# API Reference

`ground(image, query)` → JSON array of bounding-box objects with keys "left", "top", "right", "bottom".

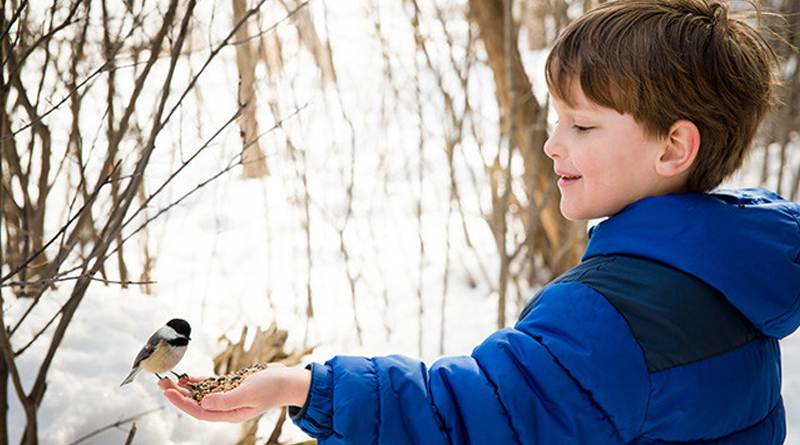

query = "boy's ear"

[{"left": 655, "top": 119, "right": 699, "bottom": 177}]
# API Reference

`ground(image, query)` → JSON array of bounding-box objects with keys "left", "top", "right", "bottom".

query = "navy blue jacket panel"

[{"left": 291, "top": 188, "right": 800, "bottom": 444}]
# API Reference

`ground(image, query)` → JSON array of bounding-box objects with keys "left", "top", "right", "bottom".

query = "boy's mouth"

[{"left": 557, "top": 174, "right": 581, "bottom": 187}]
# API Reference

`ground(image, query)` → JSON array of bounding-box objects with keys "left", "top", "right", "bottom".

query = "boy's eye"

[{"left": 573, "top": 124, "right": 593, "bottom": 133}]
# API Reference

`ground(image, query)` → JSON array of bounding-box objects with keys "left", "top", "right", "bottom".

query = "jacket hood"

[{"left": 584, "top": 187, "right": 800, "bottom": 338}]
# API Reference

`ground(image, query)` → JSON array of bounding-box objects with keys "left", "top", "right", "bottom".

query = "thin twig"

[
  {"left": 0, "top": 2, "right": 113, "bottom": 143},
  {"left": 67, "top": 407, "right": 163, "bottom": 445},
  {"left": 123, "top": 423, "right": 136, "bottom": 445},
  {"left": 0, "top": 162, "right": 118, "bottom": 285},
  {"left": 110, "top": 104, "right": 308, "bottom": 259},
  {"left": 233, "top": 0, "right": 310, "bottom": 46},
  {"left": 2, "top": 275, "right": 155, "bottom": 289},
  {"left": 0, "top": 0, "right": 27, "bottom": 45}
]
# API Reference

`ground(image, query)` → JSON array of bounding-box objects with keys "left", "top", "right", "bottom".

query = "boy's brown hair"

[{"left": 545, "top": 0, "right": 779, "bottom": 192}]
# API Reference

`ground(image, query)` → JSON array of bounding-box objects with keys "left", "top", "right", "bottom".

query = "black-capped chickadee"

[{"left": 120, "top": 318, "right": 191, "bottom": 386}]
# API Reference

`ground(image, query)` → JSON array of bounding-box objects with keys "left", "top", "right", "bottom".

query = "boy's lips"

[{"left": 555, "top": 170, "right": 582, "bottom": 187}]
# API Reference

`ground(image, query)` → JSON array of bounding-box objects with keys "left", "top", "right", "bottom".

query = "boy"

[{"left": 160, "top": 0, "right": 800, "bottom": 443}]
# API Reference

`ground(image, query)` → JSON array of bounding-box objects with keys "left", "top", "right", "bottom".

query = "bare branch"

[
  {"left": 0, "top": 0, "right": 28, "bottom": 46},
  {"left": 0, "top": 162, "right": 118, "bottom": 286},
  {"left": 2, "top": 275, "right": 155, "bottom": 289},
  {"left": 67, "top": 407, "right": 164, "bottom": 445}
]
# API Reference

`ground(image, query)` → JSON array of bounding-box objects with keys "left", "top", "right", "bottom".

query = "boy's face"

[{"left": 544, "top": 83, "right": 673, "bottom": 221}]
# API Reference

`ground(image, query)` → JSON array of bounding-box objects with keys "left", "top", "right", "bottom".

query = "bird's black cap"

[{"left": 166, "top": 318, "right": 191, "bottom": 338}]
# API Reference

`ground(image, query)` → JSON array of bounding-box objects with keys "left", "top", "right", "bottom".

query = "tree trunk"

[{"left": 232, "top": 0, "right": 269, "bottom": 178}]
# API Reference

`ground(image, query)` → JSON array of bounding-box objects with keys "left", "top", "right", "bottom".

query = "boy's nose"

[{"left": 543, "top": 133, "right": 562, "bottom": 160}]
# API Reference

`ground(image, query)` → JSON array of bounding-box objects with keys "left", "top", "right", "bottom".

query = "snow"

[
  {"left": 785, "top": 337, "right": 800, "bottom": 444},
  {"left": 5, "top": 279, "right": 241, "bottom": 444}
]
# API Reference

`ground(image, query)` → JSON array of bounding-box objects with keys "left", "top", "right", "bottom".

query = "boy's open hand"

[{"left": 158, "top": 363, "right": 311, "bottom": 423}]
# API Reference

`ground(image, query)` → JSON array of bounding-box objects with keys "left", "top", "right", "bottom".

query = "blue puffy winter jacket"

[{"left": 291, "top": 188, "right": 800, "bottom": 444}]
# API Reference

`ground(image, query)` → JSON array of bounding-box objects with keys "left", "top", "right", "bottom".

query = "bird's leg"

[
  {"left": 171, "top": 370, "right": 188, "bottom": 380},
  {"left": 155, "top": 372, "right": 165, "bottom": 380}
]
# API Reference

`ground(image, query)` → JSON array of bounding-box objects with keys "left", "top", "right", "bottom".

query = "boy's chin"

[
  {"left": 559, "top": 202, "right": 594, "bottom": 221},
  {"left": 559, "top": 200, "right": 618, "bottom": 221}
]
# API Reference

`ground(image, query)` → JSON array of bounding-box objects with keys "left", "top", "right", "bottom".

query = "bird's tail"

[{"left": 120, "top": 367, "right": 141, "bottom": 386}]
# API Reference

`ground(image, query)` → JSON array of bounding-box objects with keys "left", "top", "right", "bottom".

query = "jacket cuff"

[{"left": 289, "top": 363, "right": 334, "bottom": 438}]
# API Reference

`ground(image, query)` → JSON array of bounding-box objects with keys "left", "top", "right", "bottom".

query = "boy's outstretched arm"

[
  {"left": 158, "top": 363, "right": 311, "bottom": 423},
  {"left": 159, "top": 284, "right": 649, "bottom": 443}
]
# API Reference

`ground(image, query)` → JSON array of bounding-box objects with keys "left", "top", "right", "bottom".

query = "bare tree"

[{"left": 0, "top": 0, "right": 301, "bottom": 442}]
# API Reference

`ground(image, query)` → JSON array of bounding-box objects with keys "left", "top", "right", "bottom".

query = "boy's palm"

[{"left": 158, "top": 365, "right": 291, "bottom": 423}]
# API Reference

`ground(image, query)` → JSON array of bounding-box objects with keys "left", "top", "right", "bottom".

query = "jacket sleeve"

[{"left": 290, "top": 281, "right": 650, "bottom": 444}]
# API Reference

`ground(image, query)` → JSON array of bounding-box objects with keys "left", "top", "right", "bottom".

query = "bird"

[{"left": 120, "top": 318, "right": 191, "bottom": 386}]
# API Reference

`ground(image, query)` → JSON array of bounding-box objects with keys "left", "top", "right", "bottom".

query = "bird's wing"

[
  {"left": 131, "top": 331, "right": 162, "bottom": 368},
  {"left": 120, "top": 366, "right": 141, "bottom": 386}
]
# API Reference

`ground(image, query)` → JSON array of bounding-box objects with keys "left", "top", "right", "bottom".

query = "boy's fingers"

[
  {"left": 181, "top": 375, "right": 208, "bottom": 384},
  {"left": 163, "top": 389, "right": 258, "bottom": 423},
  {"left": 158, "top": 377, "right": 194, "bottom": 397},
  {"left": 207, "top": 406, "right": 261, "bottom": 423},
  {"left": 158, "top": 377, "right": 178, "bottom": 391},
  {"left": 163, "top": 389, "right": 202, "bottom": 413},
  {"left": 200, "top": 386, "right": 253, "bottom": 412},
  {"left": 163, "top": 389, "right": 218, "bottom": 420}
]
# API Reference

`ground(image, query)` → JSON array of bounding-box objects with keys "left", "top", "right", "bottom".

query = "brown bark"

[
  {"left": 469, "top": 0, "right": 584, "bottom": 278},
  {"left": 233, "top": 0, "right": 269, "bottom": 178}
]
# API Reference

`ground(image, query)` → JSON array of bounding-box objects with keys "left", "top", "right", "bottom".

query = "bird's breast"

[{"left": 139, "top": 341, "right": 187, "bottom": 374}]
